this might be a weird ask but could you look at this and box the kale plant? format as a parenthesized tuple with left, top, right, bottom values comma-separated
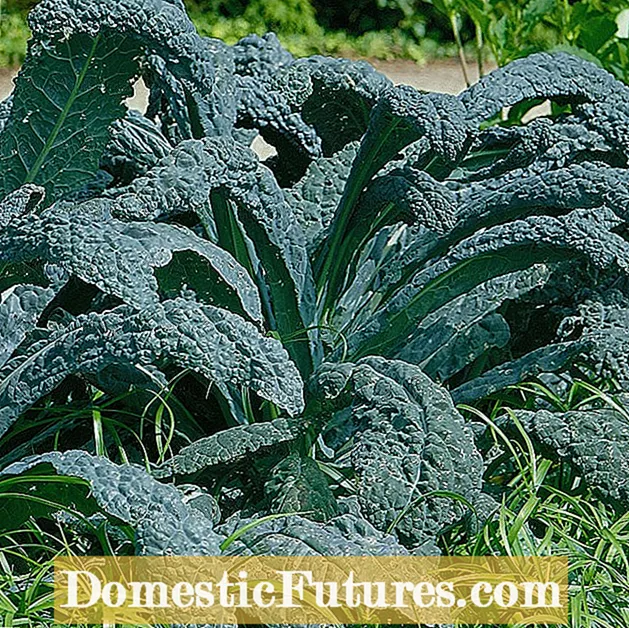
(2, 0, 629, 563)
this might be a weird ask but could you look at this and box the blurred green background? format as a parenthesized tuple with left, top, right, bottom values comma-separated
(1, 0, 628, 81)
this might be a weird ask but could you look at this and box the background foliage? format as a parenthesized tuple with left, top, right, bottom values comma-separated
(1, 0, 627, 73)
(435, 0, 629, 83)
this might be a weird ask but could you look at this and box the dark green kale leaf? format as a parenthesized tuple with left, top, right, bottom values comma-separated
(0, 0, 217, 201)
(0, 297, 304, 439)
(0, 450, 224, 555)
(500, 408, 629, 509)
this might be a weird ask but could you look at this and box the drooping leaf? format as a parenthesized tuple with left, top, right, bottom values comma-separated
(460, 51, 622, 123)
(342, 358, 483, 547)
(0, 450, 224, 555)
(279, 56, 392, 155)
(397, 266, 552, 381)
(0, 201, 263, 320)
(228, 33, 322, 181)
(154, 417, 304, 478)
(463, 118, 620, 179)
(107, 137, 253, 221)
(361, 165, 458, 237)
(316, 86, 470, 309)
(454, 162, 629, 235)
(236, 75, 322, 180)
(109, 136, 318, 374)
(351, 208, 629, 359)
(0, 297, 304, 438)
(144, 15, 235, 141)
(501, 408, 629, 509)
(451, 342, 584, 403)
(220, 498, 410, 556)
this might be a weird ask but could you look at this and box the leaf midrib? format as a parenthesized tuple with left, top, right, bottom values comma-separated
(25, 34, 102, 185)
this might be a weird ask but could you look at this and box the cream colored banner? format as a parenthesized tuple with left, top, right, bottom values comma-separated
(54, 555, 568, 625)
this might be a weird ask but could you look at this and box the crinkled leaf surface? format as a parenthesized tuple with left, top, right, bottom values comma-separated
(455, 162, 629, 235)
(344, 358, 483, 546)
(362, 165, 458, 236)
(111, 138, 315, 374)
(460, 52, 620, 123)
(1, 201, 262, 320)
(220, 499, 409, 556)
(0, 184, 46, 227)
(351, 209, 629, 359)
(107, 139, 316, 371)
(285, 142, 359, 254)
(397, 266, 551, 380)
(0, 450, 224, 555)
(229, 34, 322, 180)
(315, 85, 470, 308)
(264, 452, 339, 522)
(0, 297, 303, 438)
(0, 284, 56, 369)
(451, 342, 584, 404)
(503, 408, 629, 509)
(154, 417, 304, 477)
(102, 110, 172, 183)
(285, 56, 392, 155)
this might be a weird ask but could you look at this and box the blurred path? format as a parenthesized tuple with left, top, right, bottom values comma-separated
(371, 58, 483, 94)
(0, 59, 479, 108)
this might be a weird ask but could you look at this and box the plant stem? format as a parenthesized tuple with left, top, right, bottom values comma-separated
(475, 21, 484, 77)
(450, 12, 471, 87)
